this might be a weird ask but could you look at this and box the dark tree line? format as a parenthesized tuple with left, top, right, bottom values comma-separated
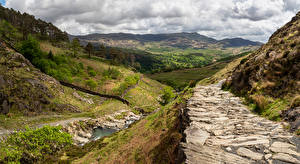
(0, 5, 68, 42)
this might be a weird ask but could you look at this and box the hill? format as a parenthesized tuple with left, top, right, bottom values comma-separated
(69, 32, 261, 75)
(0, 5, 68, 42)
(148, 51, 251, 90)
(70, 32, 262, 49)
(0, 7, 169, 162)
(224, 11, 300, 132)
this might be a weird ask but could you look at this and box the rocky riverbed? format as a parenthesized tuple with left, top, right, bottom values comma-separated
(181, 83, 300, 164)
(63, 110, 141, 145)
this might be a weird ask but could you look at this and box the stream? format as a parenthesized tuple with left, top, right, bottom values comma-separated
(91, 127, 117, 140)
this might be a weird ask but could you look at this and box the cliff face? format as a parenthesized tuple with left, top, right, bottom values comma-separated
(226, 12, 300, 97)
(225, 11, 300, 131)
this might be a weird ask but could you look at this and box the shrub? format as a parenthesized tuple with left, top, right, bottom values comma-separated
(113, 75, 140, 95)
(18, 35, 43, 61)
(250, 94, 269, 113)
(161, 86, 175, 105)
(0, 126, 72, 163)
(88, 70, 97, 77)
(102, 67, 121, 80)
(85, 79, 97, 89)
(87, 66, 93, 71)
(240, 58, 248, 64)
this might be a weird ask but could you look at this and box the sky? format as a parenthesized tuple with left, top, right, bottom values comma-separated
(3, 0, 300, 42)
(0, 0, 5, 5)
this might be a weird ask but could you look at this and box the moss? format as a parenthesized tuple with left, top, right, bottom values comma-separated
(114, 112, 128, 120)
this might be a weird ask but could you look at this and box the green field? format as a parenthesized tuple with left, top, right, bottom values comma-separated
(148, 51, 251, 90)
(148, 62, 227, 90)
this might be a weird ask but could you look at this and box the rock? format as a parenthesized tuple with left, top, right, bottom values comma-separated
(212, 129, 224, 136)
(265, 154, 272, 160)
(236, 147, 263, 160)
(73, 92, 94, 104)
(270, 142, 299, 156)
(0, 75, 5, 88)
(185, 127, 209, 146)
(181, 83, 299, 164)
(230, 139, 270, 147)
(1, 100, 9, 114)
(282, 107, 300, 131)
(272, 153, 300, 163)
(78, 129, 92, 139)
(225, 147, 232, 152)
(73, 135, 89, 144)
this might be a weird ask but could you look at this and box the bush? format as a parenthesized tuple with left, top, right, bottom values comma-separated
(161, 86, 175, 105)
(113, 75, 140, 95)
(0, 126, 72, 163)
(250, 94, 269, 113)
(18, 35, 43, 61)
(88, 70, 97, 77)
(85, 79, 97, 89)
(102, 67, 122, 80)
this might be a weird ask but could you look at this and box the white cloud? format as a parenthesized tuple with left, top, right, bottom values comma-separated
(5, 0, 300, 42)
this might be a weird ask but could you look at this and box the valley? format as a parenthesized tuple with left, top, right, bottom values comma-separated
(0, 3, 299, 164)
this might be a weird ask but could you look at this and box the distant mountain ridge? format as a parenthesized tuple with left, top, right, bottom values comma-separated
(70, 32, 263, 49)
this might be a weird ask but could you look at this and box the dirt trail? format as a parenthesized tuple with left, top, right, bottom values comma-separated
(0, 117, 89, 138)
(182, 83, 300, 164)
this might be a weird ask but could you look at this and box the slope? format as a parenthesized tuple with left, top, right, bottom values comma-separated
(71, 32, 262, 49)
(224, 11, 300, 131)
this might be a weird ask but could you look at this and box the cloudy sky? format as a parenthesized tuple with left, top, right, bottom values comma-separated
(3, 0, 300, 42)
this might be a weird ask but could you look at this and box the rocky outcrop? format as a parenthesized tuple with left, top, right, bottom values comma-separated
(181, 84, 299, 164)
(224, 11, 300, 132)
(226, 11, 300, 98)
(63, 110, 141, 145)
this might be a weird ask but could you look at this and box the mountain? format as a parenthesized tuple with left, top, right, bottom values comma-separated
(218, 37, 263, 47)
(70, 32, 262, 49)
(224, 11, 300, 131)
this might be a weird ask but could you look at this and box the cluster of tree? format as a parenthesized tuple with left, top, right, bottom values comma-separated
(18, 35, 84, 82)
(0, 5, 68, 42)
(82, 44, 164, 73)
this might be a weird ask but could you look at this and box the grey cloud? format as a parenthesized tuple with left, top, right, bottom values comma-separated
(5, 0, 300, 42)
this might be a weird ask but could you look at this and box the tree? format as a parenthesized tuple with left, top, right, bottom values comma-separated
(85, 42, 94, 58)
(18, 35, 42, 61)
(71, 38, 80, 58)
(48, 50, 54, 60)
(0, 20, 17, 40)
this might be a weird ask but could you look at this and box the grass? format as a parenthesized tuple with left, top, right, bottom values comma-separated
(199, 54, 249, 85)
(59, 87, 193, 164)
(149, 62, 228, 90)
(1, 39, 165, 132)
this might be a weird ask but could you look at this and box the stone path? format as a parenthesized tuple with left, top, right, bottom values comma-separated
(181, 84, 300, 164)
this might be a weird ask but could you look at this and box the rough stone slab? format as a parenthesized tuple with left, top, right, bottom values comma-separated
(185, 127, 209, 146)
(236, 147, 263, 160)
(270, 142, 300, 156)
(272, 153, 300, 163)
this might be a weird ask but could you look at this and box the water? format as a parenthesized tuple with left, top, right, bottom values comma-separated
(92, 127, 117, 140)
